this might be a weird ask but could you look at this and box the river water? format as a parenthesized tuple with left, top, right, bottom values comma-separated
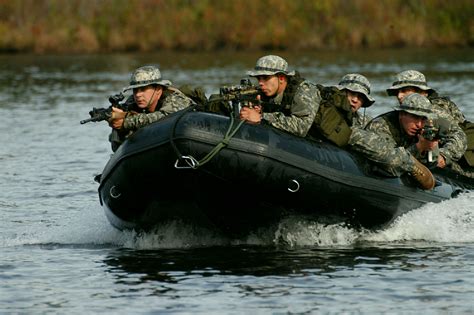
(1, 49, 474, 313)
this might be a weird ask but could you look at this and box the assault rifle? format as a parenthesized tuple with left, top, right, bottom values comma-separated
(218, 78, 261, 105)
(80, 93, 127, 124)
(211, 78, 262, 117)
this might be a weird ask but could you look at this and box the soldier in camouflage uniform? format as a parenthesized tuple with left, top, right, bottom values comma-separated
(306, 73, 375, 147)
(385, 70, 467, 169)
(239, 55, 321, 137)
(387, 70, 466, 124)
(336, 73, 375, 128)
(108, 65, 193, 151)
(349, 93, 437, 190)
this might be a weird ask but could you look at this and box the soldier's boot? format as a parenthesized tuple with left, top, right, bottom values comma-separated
(409, 157, 435, 190)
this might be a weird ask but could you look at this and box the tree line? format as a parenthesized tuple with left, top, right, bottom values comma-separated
(1, 0, 473, 54)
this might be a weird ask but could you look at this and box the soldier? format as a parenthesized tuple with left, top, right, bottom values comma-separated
(108, 65, 194, 151)
(239, 55, 321, 137)
(349, 93, 437, 190)
(336, 73, 375, 128)
(307, 73, 375, 147)
(385, 70, 467, 169)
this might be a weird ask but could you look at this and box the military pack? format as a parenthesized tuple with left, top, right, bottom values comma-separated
(312, 84, 353, 147)
(460, 121, 474, 167)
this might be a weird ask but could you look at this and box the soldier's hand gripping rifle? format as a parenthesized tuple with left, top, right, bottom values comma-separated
(80, 93, 127, 124)
(422, 118, 450, 163)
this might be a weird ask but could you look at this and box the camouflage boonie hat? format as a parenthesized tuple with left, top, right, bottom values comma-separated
(247, 55, 295, 77)
(386, 70, 435, 96)
(394, 93, 436, 119)
(337, 73, 375, 107)
(123, 65, 172, 91)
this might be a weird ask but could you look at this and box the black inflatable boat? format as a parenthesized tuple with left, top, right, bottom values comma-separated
(97, 110, 473, 236)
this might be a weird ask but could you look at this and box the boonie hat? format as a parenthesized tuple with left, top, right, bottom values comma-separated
(337, 73, 375, 107)
(386, 70, 435, 96)
(394, 93, 436, 119)
(247, 55, 295, 77)
(123, 65, 172, 91)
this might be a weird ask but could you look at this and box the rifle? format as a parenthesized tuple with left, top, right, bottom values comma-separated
(219, 78, 261, 104)
(80, 93, 127, 124)
(422, 118, 450, 163)
(422, 118, 450, 141)
(211, 78, 262, 117)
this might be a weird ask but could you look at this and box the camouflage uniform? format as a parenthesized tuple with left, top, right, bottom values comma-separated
(120, 66, 193, 131)
(337, 73, 375, 128)
(387, 70, 466, 125)
(247, 55, 321, 137)
(123, 88, 193, 130)
(109, 65, 193, 151)
(352, 111, 372, 128)
(307, 73, 374, 146)
(349, 93, 437, 176)
(386, 70, 467, 165)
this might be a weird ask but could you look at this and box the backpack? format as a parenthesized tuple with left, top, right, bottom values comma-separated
(312, 85, 353, 147)
(178, 85, 208, 107)
(460, 121, 474, 167)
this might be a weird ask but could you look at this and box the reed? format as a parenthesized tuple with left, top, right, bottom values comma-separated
(0, 0, 472, 53)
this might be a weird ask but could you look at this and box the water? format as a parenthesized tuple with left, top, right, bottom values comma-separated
(1, 49, 474, 313)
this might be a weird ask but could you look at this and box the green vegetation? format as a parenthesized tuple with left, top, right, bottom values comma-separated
(1, 0, 473, 53)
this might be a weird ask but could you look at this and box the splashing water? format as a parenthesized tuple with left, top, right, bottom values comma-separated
(5, 192, 472, 249)
(363, 192, 474, 243)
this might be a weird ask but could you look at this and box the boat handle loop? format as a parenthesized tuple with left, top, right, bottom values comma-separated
(109, 185, 121, 199)
(288, 179, 300, 193)
(174, 155, 199, 169)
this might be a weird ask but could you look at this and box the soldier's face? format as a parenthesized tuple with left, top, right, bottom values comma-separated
(255, 75, 287, 97)
(133, 85, 163, 110)
(399, 112, 426, 136)
(396, 87, 428, 104)
(346, 90, 364, 112)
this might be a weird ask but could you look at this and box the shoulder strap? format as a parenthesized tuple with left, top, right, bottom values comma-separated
(279, 72, 305, 113)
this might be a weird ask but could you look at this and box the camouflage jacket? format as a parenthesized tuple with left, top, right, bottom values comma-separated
(348, 113, 416, 176)
(368, 111, 466, 164)
(352, 111, 372, 128)
(429, 92, 466, 125)
(123, 88, 193, 131)
(425, 101, 467, 165)
(262, 80, 321, 137)
(350, 110, 466, 171)
(366, 112, 423, 162)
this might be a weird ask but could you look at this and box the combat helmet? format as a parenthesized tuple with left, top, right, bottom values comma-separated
(386, 70, 435, 96)
(247, 55, 295, 77)
(123, 65, 172, 91)
(394, 93, 436, 120)
(337, 73, 375, 107)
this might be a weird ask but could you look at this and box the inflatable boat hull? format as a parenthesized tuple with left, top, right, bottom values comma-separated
(98, 111, 473, 235)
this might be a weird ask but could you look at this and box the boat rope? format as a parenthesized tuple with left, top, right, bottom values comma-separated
(170, 106, 245, 169)
(190, 114, 244, 168)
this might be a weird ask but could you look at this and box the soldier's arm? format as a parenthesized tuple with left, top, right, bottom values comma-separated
(262, 82, 321, 137)
(123, 91, 192, 130)
(430, 96, 466, 124)
(438, 121, 467, 164)
(350, 120, 415, 175)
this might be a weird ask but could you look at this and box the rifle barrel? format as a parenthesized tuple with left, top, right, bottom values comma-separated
(80, 117, 94, 124)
